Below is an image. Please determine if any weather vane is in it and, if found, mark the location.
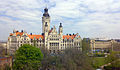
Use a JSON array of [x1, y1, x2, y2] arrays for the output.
[[45, 3, 48, 8]]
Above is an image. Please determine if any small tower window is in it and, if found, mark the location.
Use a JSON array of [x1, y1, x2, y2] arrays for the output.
[[45, 22, 48, 26]]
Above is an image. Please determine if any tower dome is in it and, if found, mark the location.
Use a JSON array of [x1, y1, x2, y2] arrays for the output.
[[43, 8, 50, 17]]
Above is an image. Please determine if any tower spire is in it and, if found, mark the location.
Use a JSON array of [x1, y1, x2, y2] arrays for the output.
[[46, 4, 48, 9], [42, 7, 50, 33], [43, 7, 49, 17]]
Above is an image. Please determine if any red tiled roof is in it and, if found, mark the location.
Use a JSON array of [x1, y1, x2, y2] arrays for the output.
[[9, 32, 23, 36], [0, 56, 12, 61], [28, 35, 44, 39], [16, 32, 23, 36], [63, 35, 76, 39], [9, 31, 80, 40], [10, 32, 44, 39], [10, 33, 13, 36]]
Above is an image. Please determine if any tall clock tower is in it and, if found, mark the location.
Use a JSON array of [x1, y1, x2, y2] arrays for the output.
[[42, 8, 50, 33]]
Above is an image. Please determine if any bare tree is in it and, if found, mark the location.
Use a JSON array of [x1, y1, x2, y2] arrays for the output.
[[0, 44, 6, 57], [112, 42, 120, 51], [41, 48, 95, 70]]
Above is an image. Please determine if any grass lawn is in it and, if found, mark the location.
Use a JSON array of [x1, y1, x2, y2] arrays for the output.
[[92, 57, 106, 68]]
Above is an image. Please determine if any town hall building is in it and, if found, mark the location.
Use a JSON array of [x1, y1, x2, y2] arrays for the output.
[[7, 8, 82, 55]]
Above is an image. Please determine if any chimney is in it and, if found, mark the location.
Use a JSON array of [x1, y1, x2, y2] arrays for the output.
[[21, 30, 23, 32], [30, 33, 32, 35], [51, 28, 53, 30], [16, 31, 19, 32], [42, 33, 44, 35], [59, 23, 62, 27]]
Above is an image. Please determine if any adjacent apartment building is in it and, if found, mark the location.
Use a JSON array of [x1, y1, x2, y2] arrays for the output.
[[90, 38, 114, 52], [7, 8, 82, 55]]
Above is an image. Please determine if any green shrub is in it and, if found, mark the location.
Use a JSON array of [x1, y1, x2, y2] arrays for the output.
[[94, 53, 105, 57]]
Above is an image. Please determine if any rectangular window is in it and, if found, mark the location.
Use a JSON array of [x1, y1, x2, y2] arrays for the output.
[[24, 41, 26, 43]]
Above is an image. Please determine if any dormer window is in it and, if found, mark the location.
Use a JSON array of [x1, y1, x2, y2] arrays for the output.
[[17, 34, 20, 36], [39, 37, 42, 40], [34, 37, 36, 40], [24, 38, 26, 40]]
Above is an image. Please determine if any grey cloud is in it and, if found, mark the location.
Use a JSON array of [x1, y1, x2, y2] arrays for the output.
[[0, 0, 120, 41]]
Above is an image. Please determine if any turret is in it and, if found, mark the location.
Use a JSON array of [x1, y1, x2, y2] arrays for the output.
[[43, 8, 50, 17], [59, 23, 63, 35], [42, 8, 50, 33], [13, 29, 16, 33]]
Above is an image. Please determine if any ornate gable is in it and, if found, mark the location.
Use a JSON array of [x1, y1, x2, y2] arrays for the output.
[[49, 26, 57, 35]]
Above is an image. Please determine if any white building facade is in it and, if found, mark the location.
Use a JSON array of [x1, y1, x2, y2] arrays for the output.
[[7, 8, 82, 55]]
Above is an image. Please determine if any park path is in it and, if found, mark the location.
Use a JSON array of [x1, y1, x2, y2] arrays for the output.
[[100, 63, 111, 69], [100, 59, 120, 69]]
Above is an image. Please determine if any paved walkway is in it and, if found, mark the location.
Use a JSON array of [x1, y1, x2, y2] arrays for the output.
[[100, 63, 111, 69], [100, 59, 120, 69]]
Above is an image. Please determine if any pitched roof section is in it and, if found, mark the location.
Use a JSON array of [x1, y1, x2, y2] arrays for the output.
[[28, 35, 44, 39], [16, 32, 23, 36], [63, 35, 76, 39], [49, 28, 53, 33], [9, 32, 44, 39], [10, 33, 13, 36], [10, 32, 23, 36]]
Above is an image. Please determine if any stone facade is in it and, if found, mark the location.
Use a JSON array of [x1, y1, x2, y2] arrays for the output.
[[7, 8, 82, 55], [90, 38, 114, 52]]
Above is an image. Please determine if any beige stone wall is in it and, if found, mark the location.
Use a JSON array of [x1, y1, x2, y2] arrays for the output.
[[7, 32, 82, 54], [90, 39, 113, 52], [42, 16, 50, 33], [95, 41, 111, 49]]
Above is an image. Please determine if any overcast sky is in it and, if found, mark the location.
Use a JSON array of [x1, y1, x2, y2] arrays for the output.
[[0, 0, 120, 41]]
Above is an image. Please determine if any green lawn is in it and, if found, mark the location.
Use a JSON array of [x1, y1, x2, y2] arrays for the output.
[[92, 57, 106, 68]]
